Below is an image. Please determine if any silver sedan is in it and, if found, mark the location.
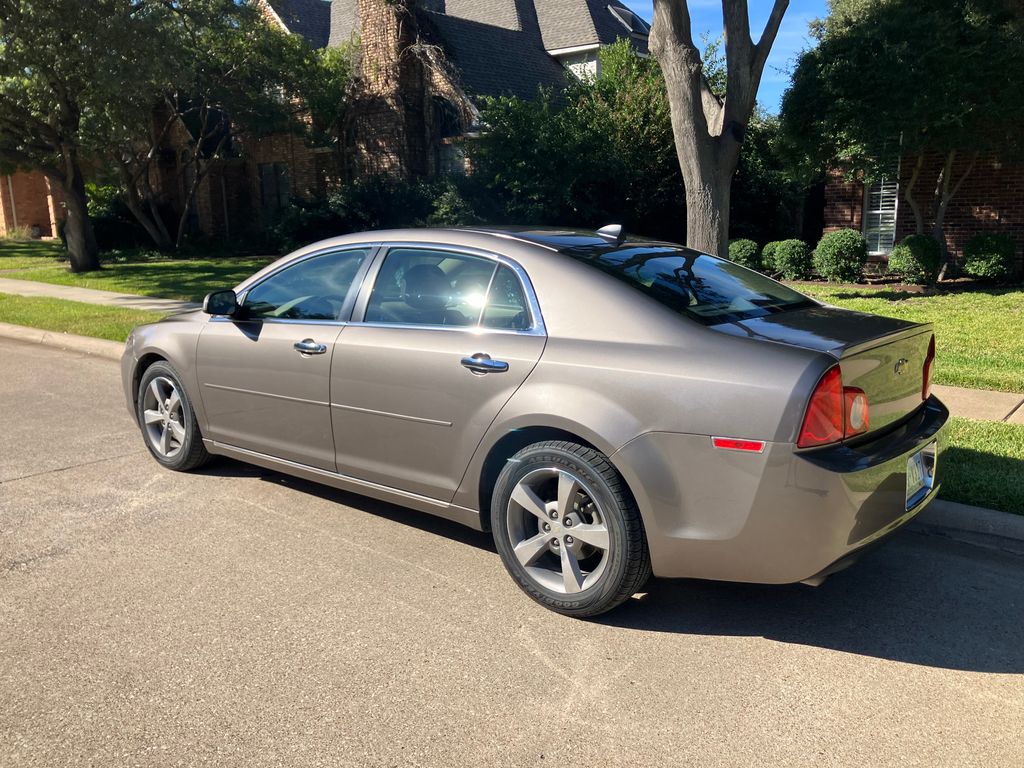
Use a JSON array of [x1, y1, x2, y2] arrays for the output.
[[122, 227, 948, 616]]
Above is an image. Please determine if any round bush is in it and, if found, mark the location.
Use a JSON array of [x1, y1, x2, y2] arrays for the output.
[[963, 233, 1016, 281], [888, 235, 941, 285], [761, 241, 781, 275], [813, 229, 868, 283], [773, 239, 813, 280], [728, 239, 761, 271]]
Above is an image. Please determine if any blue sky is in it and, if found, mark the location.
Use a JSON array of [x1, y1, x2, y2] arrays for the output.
[[622, 1, 827, 112]]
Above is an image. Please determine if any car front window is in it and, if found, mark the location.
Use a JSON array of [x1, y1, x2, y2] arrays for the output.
[[563, 245, 816, 325], [243, 248, 370, 321]]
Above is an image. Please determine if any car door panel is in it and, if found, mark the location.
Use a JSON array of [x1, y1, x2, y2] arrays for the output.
[[196, 320, 343, 470], [330, 327, 545, 500]]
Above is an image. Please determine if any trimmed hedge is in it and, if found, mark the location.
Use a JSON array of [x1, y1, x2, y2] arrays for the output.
[[728, 239, 761, 271], [773, 239, 813, 280], [963, 233, 1016, 281], [761, 241, 780, 275], [889, 235, 942, 285], [813, 228, 868, 283]]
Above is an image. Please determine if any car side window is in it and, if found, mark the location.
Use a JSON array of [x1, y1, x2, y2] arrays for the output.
[[243, 248, 370, 321], [481, 266, 531, 331], [364, 248, 497, 327]]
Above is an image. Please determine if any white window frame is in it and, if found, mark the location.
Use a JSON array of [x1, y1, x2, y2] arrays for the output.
[[862, 172, 900, 256]]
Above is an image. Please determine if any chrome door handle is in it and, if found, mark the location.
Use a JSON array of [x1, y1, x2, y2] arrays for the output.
[[294, 339, 328, 355], [461, 353, 509, 374]]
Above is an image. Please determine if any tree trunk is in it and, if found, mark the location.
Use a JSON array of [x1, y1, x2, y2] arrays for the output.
[[651, 0, 789, 258], [903, 154, 925, 235], [57, 166, 100, 273]]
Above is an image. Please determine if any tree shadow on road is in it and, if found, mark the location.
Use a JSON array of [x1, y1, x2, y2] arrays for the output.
[[605, 528, 1024, 674]]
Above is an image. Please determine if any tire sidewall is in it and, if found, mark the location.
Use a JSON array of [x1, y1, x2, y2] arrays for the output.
[[491, 444, 634, 615], [137, 362, 202, 471]]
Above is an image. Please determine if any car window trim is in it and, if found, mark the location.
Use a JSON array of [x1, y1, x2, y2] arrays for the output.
[[350, 241, 546, 336], [224, 243, 382, 326]]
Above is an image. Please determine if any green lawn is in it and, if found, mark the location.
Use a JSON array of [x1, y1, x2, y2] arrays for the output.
[[0, 293, 165, 342], [941, 417, 1024, 515], [4, 256, 274, 302], [0, 239, 67, 270], [796, 284, 1024, 393]]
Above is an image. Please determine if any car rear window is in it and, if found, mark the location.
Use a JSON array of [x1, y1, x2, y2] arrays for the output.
[[564, 245, 816, 325]]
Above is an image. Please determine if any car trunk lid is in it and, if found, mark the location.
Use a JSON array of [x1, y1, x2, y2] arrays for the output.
[[713, 305, 934, 434]]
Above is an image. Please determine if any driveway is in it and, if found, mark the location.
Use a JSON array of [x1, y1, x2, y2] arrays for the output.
[[1, 337, 1021, 767]]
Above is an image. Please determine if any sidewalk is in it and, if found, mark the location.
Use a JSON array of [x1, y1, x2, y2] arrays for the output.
[[0, 276, 199, 314], [1, 277, 1022, 424]]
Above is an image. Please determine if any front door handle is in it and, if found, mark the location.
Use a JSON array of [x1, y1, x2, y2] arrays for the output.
[[294, 339, 328, 355], [461, 353, 509, 374]]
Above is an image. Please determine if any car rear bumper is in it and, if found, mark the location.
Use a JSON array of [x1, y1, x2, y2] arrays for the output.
[[612, 397, 949, 583]]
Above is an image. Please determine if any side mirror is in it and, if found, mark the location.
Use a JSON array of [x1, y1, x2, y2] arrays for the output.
[[203, 289, 239, 317]]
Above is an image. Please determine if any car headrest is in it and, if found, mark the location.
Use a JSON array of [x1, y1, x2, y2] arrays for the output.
[[403, 264, 451, 311]]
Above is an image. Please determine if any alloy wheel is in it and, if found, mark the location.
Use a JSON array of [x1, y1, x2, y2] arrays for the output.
[[141, 375, 186, 459], [506, 467, 611, 594]]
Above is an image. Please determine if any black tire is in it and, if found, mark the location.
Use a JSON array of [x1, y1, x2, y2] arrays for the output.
[[491, 440, 651, 617], [136, 361, 211, 472]]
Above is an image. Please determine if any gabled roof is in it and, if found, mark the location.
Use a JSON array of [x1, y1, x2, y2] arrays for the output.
[[534, 0, 650, 53], [266, 0, 332, 48]]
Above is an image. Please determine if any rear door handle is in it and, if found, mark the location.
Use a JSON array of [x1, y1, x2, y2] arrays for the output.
[[294, 339, 328, 355], [461, 353, 509, 374]]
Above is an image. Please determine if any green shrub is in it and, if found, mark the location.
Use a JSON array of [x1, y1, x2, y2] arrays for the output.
[[963, 233, 1016, 281], [728, 239, 761, 270], [761, 241, 781, 275], [888, 235, 942, 285], [813, 228, 868, 283], [773, 239, 813, 280]]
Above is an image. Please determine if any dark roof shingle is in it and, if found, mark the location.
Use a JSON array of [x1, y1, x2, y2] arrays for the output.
[[266, 0, 332, 48]]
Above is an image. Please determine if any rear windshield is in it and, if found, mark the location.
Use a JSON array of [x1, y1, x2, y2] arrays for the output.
[[564, 245, 817, 325]]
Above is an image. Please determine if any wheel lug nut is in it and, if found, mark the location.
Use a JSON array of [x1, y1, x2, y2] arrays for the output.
[[551, 538, 560, 547], [548, 510, 557, 520], [542, 523, 550, 532], [564, 518, 573, 527], [565, 536, 574, 545]]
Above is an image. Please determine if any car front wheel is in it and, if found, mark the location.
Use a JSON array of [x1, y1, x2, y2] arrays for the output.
[[136, 361, 210, 472], [491, 440, 651, 617]]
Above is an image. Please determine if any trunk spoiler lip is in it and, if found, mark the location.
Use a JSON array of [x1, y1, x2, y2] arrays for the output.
[[831, 322, 934, 360]]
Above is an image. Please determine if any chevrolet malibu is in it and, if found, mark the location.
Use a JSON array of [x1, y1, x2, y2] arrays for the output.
[[122, 227, 947, 617]]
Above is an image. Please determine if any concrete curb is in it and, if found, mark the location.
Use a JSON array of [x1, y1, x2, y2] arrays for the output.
[[915, 499, 1024, 542], [1, 320, 1022, 544], [0, 322, 123, 361]]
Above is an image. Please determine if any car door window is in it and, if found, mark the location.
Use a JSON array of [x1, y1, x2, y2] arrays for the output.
[[364, 248, 497, 327], [243, 248, 370, 321], [481, 266, 531, 331]]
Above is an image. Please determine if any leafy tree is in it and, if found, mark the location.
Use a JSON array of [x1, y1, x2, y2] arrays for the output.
[[781, 0, 1024, 268], [650, 0, 790, 257], [0, 0, 169, 271], [471, 41, 684, 240]]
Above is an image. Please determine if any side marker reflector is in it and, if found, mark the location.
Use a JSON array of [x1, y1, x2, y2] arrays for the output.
[[712, 437, 766, 453]]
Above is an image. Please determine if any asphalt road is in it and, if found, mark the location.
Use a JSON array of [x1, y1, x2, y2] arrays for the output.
[[1, 337, 1022, 767]]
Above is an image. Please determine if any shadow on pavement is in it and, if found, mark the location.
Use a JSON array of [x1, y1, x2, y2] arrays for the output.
[[199, 459, 1021, 674], [607, 529, 1024, 674]]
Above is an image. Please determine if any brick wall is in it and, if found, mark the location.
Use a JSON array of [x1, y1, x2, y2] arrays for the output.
[[0, 171, 64, 238], [823, 153, 1024, 271]]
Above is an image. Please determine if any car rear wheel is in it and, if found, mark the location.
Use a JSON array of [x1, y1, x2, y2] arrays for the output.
[[491, 440, 651, 617], [137, 361, 210, 472]]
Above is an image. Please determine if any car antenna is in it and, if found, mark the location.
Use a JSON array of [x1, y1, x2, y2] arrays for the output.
[[597, 224, 626, 247]]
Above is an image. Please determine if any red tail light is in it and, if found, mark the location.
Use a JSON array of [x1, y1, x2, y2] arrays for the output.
[[797, 366, 871, 449], [922, 334, 935, 400], [798, 367, 844, 448]]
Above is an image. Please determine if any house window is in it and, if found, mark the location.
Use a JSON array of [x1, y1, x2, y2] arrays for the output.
[[259, 162, 290, 216], [863, 177, 898, 255], [558, 51, 599, 79]]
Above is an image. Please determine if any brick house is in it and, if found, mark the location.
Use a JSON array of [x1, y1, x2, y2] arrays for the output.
[[0, 171, 65, 239], [822, 153, 1024, 270], [327, 0, 650, 177]]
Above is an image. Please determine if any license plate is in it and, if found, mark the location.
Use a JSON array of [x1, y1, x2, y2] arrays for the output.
[[906, 442, 937, 509]]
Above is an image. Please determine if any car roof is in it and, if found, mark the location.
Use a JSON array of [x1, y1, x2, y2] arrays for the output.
[[457, 226, 681, 255]]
